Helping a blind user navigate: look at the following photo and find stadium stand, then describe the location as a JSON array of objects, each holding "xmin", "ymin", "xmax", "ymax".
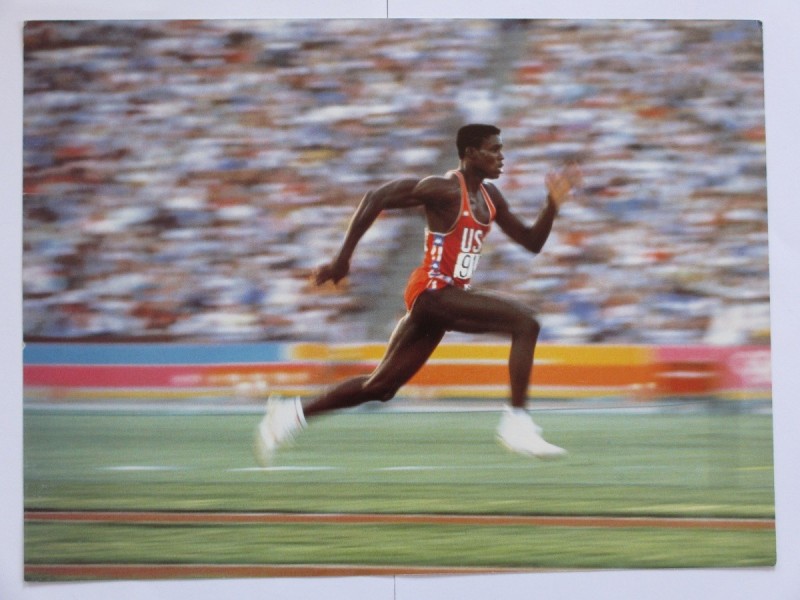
[{"xmin": 22, "ymin": 20, "xmax": 769, "ymax": 345}]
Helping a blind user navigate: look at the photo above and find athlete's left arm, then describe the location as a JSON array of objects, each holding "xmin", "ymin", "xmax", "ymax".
[{"xmin": 491, "ymin": 164, "xmax": 581, "ymax": 254}]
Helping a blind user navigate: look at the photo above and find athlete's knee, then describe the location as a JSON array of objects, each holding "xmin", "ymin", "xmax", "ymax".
[
  {"xmin": 377, "ymin": 388, "xmax": 398, "ymax": 402},
  {"xmin": 364, "ymin": 377, "xmax": 400, "ymax": 403},
  {"xmin": 374, "ymin": 384, "xmax": 400, "ymax": 403},
  {"xmin": 514, "ymin": 307, "xmax": 541, "ymax": 340}
]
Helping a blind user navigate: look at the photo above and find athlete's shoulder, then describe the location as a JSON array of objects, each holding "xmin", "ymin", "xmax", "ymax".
[
  {"xmin": 480, "ymin": 179, "xmax": 501, "ymax": 194},
  {"xmin": 480, "ymin": 181, "xmax": 508, "ymax": 206},
  {"xmin": 413, "ymin": 173, "xmax": 460, "ymax": 200}
]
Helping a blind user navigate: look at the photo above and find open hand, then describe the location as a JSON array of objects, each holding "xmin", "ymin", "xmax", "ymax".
[{"xmin": 545, "ymin": 163, "xmax": 583, "ymax": 209}]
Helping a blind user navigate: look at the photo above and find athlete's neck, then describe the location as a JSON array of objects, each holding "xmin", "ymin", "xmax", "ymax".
[{"xmin": 457, "ymin": 166, "xmax": 486, "ymax": 194}]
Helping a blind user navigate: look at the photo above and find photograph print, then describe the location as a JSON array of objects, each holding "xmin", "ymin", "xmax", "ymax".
[{"xmin": 22, "ymin": 19, "xmax": 774, "ymax": 580}]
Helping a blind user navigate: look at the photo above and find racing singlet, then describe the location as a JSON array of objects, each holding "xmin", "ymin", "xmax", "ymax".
[{"xmin": 403, "ymin": 170, "xmax": 497, "ymax": 310}]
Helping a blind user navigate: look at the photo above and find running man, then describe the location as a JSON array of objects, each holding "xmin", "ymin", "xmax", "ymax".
[{"xmin": 255, "ymin": 124, "xmax": 582, "ymax": 464}]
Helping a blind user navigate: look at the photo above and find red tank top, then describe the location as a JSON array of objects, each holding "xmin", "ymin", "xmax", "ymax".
[{"xmin": 403, "ymin": 170, "xmax": 496, "ymax": 309}]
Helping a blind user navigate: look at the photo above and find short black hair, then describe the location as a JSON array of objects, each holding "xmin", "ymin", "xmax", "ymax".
[{"xmin": 456, "ymin": 124, "xmax": 501, "ymax": 159}]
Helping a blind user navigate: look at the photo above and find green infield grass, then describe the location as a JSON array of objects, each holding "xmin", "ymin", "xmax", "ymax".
[{"xmin": 23, "ymin": 405, "xmax": 776, "ymax": 577}]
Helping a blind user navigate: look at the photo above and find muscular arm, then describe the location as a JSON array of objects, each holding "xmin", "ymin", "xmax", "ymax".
[
  {"xmin": 491, "ymin": 164, "xmax": 582, "ymax": 254},
  {"xmin": 314, "ymin": 177, "xmax": 430, "ymax": 285},
  {"xmin": 492, "ymin": 190, "xmax": 559, "ymax": 254}
]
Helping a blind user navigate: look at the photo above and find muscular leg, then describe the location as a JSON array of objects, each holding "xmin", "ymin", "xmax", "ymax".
[
  {"xmin": 261, "ymin": 286, "xmax": 560, "ymax": 460},
  {"xmin": 303, "ymin": 312, "xmax": 445, "ymax": 419},
  {"xmin": 413, "ymin": 287, "xmax": 541, "ymax": 409}
]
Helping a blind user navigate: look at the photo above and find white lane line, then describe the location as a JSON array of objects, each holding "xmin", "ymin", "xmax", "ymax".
[
  {"xmin": 232, "ymin": 464, "xmax": 532, "ymax": 473},
  {"xmin": 99, "ymin": 464, "xmax": 538, "ymax": 474},
  {"xmin": 102, "ymin": 466, "xmax": 183, "ymax": 472},
  {"xmin": 230, "ymin": 466, "xmax": 340, "ymax": 472},
  {"xmin": 377, "ymin": 466, "xmax": 444, "ymax": 471}
]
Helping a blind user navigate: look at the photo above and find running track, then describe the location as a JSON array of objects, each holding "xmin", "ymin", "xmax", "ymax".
[{"xmin": 25, "ymin": 510, "xmax": 775, "ymax": 579}]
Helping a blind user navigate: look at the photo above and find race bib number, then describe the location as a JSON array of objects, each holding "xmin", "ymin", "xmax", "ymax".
[{"xmin": 454, "ymin": 252, "xmax": 481, "ymax": 280}]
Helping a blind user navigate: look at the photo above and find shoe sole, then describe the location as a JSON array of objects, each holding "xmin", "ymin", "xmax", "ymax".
[{"xmin": 496, "ymin": 435, "xmax": 568, "ymax": 459}]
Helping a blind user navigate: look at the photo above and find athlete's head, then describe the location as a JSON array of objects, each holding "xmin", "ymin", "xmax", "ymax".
[{"xmin": 456, "ymin": 124, "xmax": 501, "ymax": 159}]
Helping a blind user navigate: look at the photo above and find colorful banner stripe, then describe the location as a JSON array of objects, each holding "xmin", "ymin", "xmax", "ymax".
[
  {"xmin": 23, "ymin": 343, "xmax": 287, "ymax": 365},
  {"xmin": 22, "ymin": 343, "xmax": 771, "ymax": 399}
]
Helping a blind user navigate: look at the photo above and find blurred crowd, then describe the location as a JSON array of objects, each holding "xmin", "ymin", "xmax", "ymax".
[{"xmin": 22, "ymin": 19, "xmax": 770, "ymax": 345}]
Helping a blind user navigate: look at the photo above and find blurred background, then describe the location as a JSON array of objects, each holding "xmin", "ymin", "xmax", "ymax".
[{"xmin": 22, "ymin": 19, "xmax": 769, "ymax": 346}]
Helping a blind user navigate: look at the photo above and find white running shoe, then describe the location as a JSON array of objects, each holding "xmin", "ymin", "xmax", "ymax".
[
  {"xmin": 496, "ymin": 407, "xmax": 567, "ymax": 459},
  {"xmin": 254, "ymin": 395, "xmax": 306, "ymax": 466}
]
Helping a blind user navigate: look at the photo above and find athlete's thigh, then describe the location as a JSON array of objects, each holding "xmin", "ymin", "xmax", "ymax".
[
  {"xmin": 414, "ymin": 286, "xmax": 533, "ymax": 335},
  {"xmin": 367, "ymin": 313, "xmax": 445, "ymax": 387}
]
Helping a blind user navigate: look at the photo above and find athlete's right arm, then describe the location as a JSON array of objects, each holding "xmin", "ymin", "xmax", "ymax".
[{"xmin": 313, "ymin": 177, "xmax": 425, "ymax": 286}]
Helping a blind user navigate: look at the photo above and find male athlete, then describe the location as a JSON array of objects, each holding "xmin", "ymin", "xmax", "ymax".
[{"xmin": 255, "ymin": 124, "xmax": 581, "ymax": 464}]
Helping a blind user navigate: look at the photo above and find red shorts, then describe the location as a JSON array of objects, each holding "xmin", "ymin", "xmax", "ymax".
[{"xmin": 403, "ymin": 267, "xmax": 460, "ymax": 311}]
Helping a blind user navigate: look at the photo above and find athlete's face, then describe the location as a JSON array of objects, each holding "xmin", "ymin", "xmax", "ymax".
[{"xmin": 470, "ymin": 134, "xmax": 505, "ymax": 179}]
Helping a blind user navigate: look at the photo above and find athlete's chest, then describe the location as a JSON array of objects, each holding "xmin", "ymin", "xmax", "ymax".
[
  {"xmin": 428, "ymin": 185, "xmax": 492, "ymax": 232},
  {"xmin": 466, "ymin": 190, "xmax": 492, "ymax": 224}
]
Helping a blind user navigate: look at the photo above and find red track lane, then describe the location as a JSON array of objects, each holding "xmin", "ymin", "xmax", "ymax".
[
  {"xmin": 25, "ymin": 510, "xmax": 775, "ymax": 530},
  {"xmin": 24, "ymin": 563, "xmax": 529, "ymax": 579}
]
